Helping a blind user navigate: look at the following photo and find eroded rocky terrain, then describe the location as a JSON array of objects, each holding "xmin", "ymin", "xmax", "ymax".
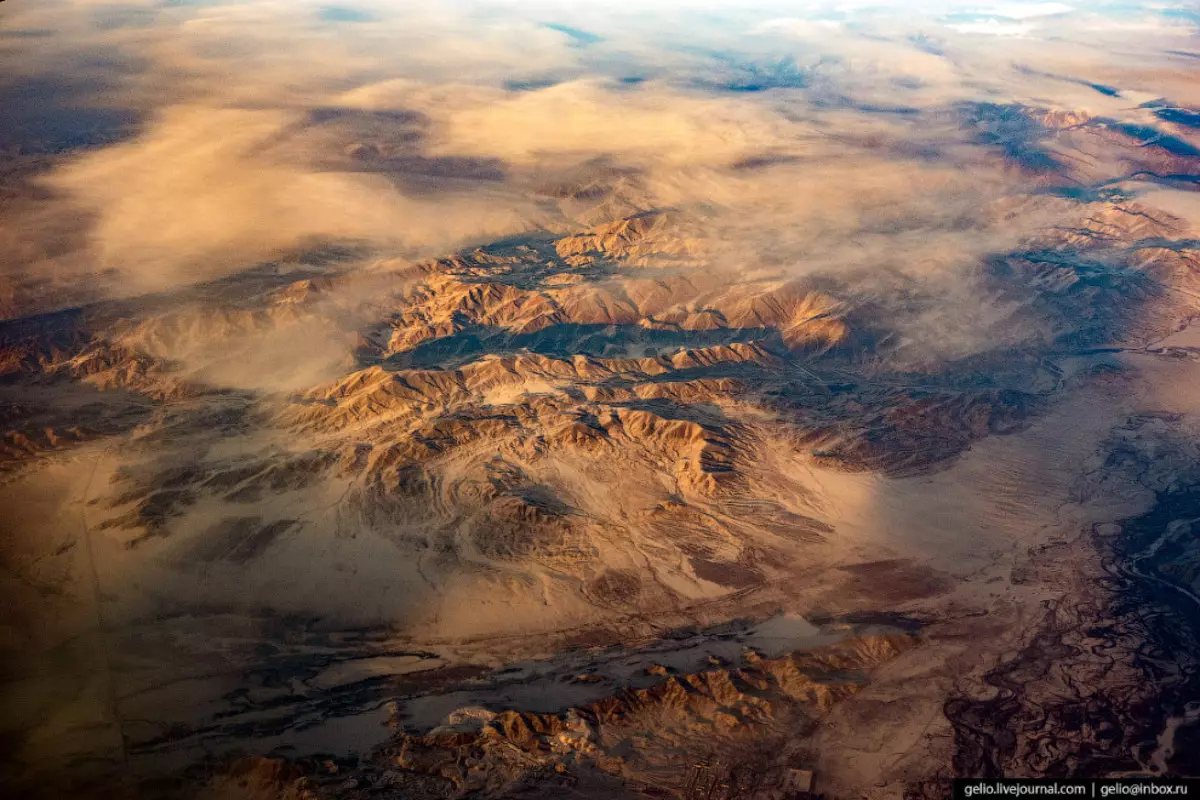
[{"xmin": 2, "ymin": 2, "xmax": 1200, "ymax": 798}]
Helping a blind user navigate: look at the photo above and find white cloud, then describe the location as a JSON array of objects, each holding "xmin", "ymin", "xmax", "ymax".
[
  {"xmin": 945, "ymin": 19, "xmax": 1036, "ymax": 36},
  {"xmin": 979, "ymin": 2, "xmax": 1074, "ymax": 19},
  {"xmin": 751, "ymin": 18, "xmax": 844, "ymax": 36}
]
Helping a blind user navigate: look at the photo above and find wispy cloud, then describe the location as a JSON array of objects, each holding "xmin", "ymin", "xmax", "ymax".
[
  {"xmin": 1, "ymin": 0, "xmax": 1195, "ymax": 333},
  {"xmin": 39, "ymin": 104, "xmax": 537, "ymax": 293}
]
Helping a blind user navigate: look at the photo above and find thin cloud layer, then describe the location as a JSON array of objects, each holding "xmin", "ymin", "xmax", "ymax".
[
  {"xmin": 0, "ymin": 0, "xmax": 1196, "ymax": 329},
  {"xmin": 40, "ymin": 105, "xmax": 537, "ymax": 292}
]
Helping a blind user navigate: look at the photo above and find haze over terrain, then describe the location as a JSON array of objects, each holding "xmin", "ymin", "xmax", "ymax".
[{"xmin": 1, "ymin": 1, "xmax": 1200, "ymax": 798}]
